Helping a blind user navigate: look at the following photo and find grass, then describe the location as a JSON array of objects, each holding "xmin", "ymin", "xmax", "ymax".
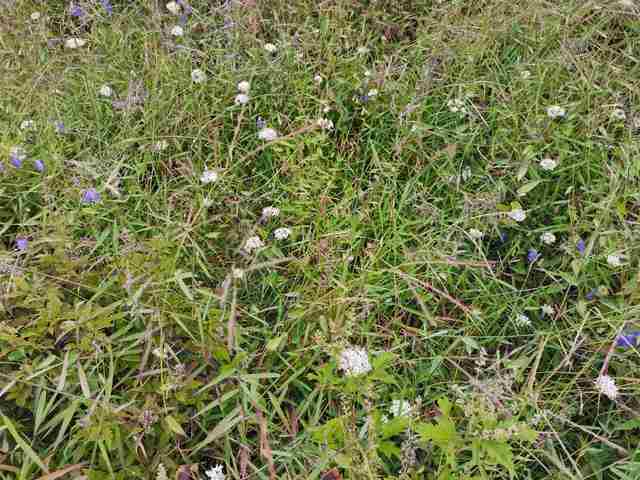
[{"xmin": 1, "ymin": 0, "xmax": 640, "ymax": 478}]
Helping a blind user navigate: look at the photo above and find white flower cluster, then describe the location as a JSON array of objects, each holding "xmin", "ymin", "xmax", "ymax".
[
  {"xmin": 243, "ymin": 236, "xmax": 264, "ymax": 252},
  {"xmin": 205, "ymin": 464, "xmax": 225, "ymax": 480},
  {"xmin": 507, "ymin": 208, "xmax": 526, "ymax": 222},
  {"xmin": 200, "ymin": 169, "xmax": 218, "ymax": 184},
  {"xmin": 540, "ymin": 232, "xmax": 556, "ymax": 245},
  {"xmin": 235, "ymin": 80, "xmax": 250, "ymax": 105},
  {"xmin": 338, "ymin": 346, "xmax": 372, "ymax": 376},
  {"xmin": 595, "ymin": 374, "xmax": 618, "ymax": 400},
  {"xmin": 191, "ymin": 68, "xmax": 207, "ymax": 84},
  {"xmin": 389, "ymin": 399, "xmax": 412, "ymax": 418}
]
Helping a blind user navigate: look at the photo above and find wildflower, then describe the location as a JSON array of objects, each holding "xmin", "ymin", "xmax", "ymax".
[
  {"xmin": 170, "ymin": 25, "xmax": 184, "ymax": 37},
  {"xmin": 546, "ymin": 105, "xmax": 566, "ymax": 119},
  {"xmin": 237, "ymin": 80, "xmax": 250, "ymax": 93},
  {"xmin": 367, "ymin": 89, "xmax": 379, "ymax": 97},
  {"xmin": 261, "ymin": 206, "xmax": 280, "ymax": 218},
  {"xmin": 540, "ymin": 157, "xmax": 557, "ymax": 171},
  {"xmin": 274, "ymin": 227, "xmax": 291, "ymax": 240},
  {"xmin": 157, "ymin": 463, "xmax": 169, "ymax": 480},
  {"xmin": 9, "ymin": 146, "xmax": 26, "ymax": 168},
  {"xmin": 204, "ymin": 465, "xmax": 225, "ymax": 480},
  {"xmin": 264, "ymin": 43, "xmax": 277, "ymax": 53},
  {"xmin": 256, "ymin": 116, "xmax": 266, "ymax": 129},
  {"xmin": 356, "ymin": 46, "xmax": 370, "ymax": 55},
  {"xmin": 98, "ymin": 84, "xmax": 113, "ymax": 97},
  {"xmin": 507, "ymin": 208, "xmax": 526, "ymax": 222},
  {"xmin": 611, "ymin": 108, "xmax": 626, "ymax": 121},
  {"xmin": 243, "ymin": 236, "xmax": 264, "ymax": 252},
  {"xmin": 616, "ymin": 331, "xmax": 640, "ymax": 348},
  {"xmin": 515, "ymin": 314, "xmax": 531, "ymax": 327},
  {"xmin": 200, "ymin": 169, "xmax": 218, "ymax": 184},
  {"xmin": 527, "ymin": 249, "xmax": 541, "ymax": 263},
  {"xmin": 191, "ymin": 69, "xmax": 207, "ymax": 83},
  {"xmin": 468, "ymin": 228, "xmax": 484, "ymax": 240},
  {"xmin": 53, "ymin": 120, "xmax": 66, "ymax": 134},
  {"xmin": 166, "ymin": 1, "xmax": 181, "ymax": 14},
  {"xmin": 232, "ymin": 267, "xmax": 244, "ymax": 279},
  {"xmin": 447, "ymin": 98, "xmax": 467, "ymax": 114},
  {"xmin": 258, "ymin": 127, "xmax": 278, "ymax": 141},
  {"xmin": 585, "ymin": 289, "xmax": 597, "ymax": 301},
  {"xmin": 16, "ymin": 237, "xmax": 28, "ymax": 251},
  {"xmin": 541, "ymin": 304, "xmax": 554, "ymax": 316},
  {"xmin": 540, "ymin": 232, "xmax": 556, "ymax": 245},
  {"xmin": 389, "ymin": 399, "xmax": 412, "ymax": 418},
  {"xmin": 234, "ymin": 93, "xmax": 250, "ymax": 105},
  {"xmin": 64, "ymin": 37, "xmax": 87, "ymax": 49},
  {"xmin": 20, "ymin": 119, "xmax": 35, "ymax": 130},
  {"xmin": 100, "ymin": 0, "xmax": 113, "ymax": 15},
  {"xmin": 81, "ymin": 188, "xmax": 101, "ymax": 204},
  {"xmin": 33, "ymin": 159, "xmax": 45, "ymax": 172},
  {"xmin": 577, "ymin": 238, "xmax": 586, "ymax": 255},
  {"xmin": 314, "ymin": 74, "xmax": 323, "ymax": 84},
  {"xmin": 30, "ymin": 12, "xmax": 41, "ymax": 21},
  {"xmin": 69, "ymin": 3, "xmax": 86, "ymax": 18},
  {"xmin": 595, "ymin": 374, "xmax": 618, "ymax": 400},
  {"xmin": 317, "ymin": 118, "xmax": 334, "ymax": 130},
  {"xmin": 338, "ymin": 346, "xmax": 372, "ymax": 376},
  {"xmin": 607, "ymin": 254, "xmax": 624, "ymax": 267}
]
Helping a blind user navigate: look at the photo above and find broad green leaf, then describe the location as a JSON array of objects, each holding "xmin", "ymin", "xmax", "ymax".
[
  {"xmin": 483, "ymin": 440, "xmax": 515, "ymax": 476},
  {"xmin": 165, "ymin": 415, "xmax": 186, "ymax": 436}
]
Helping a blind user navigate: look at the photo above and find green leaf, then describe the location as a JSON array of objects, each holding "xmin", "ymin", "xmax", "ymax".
[
  {"xmin": 616, "ymin": 418, "xmax": 640, "ymax": 431},
  {"xmin": 378, "ymin": 440, "xmax": 401, "ymax": 459},
  {"xmin": 165, "ymin": 415, "xmax": 186, "ymax": 436},
  {"xmin": 266, "ymin": 334, "xmax": 286, "ymax": 352},
  {"xmin": 483, "ymin": 440, "xmax": 515, "ymax": 476},
  {"xmin": 380, "ymin": 416, "xmax": 410, "ymax": 439},
  {"xmin": 517, "ymin": 180, "xmax": 541, "ymax": 197},
  {"xmin": 1, "ymin": 415, "xmax": 48, "ymax": 473}
]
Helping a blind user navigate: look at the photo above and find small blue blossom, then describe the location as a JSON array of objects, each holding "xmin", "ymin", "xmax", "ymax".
[
  {"xmin": 33, "ymin": 159, "xmax": 45, "ymax": 172},
  {"xmin": 10, "ymin": 147, "xmax": 26, "ymax": 168},
  {"xmin": 527, "ymin": 249, "xmax": 541, "ymax": 263},
  {"xmin": 16, "ymin": 237, "xmax": 28, "ymax": 251},
  {"xmin": 100, "ymin": 0, "xmax": 113, "ymax": 15},
  {"xmin": 53, "ymin": 120, "xmax": 66, "ymax": 134},
  {"xmin": 577, "ymin": 238, "xmax": 586, "ymax": 255},
  {"xmin": 585, "ymin": 289, "xmax": 597, "ymax": 301},
  {"xmin": 81, "ymin": 188, "xmax": 101, "ymax": 204},
  {"xmin": 498, "ymin": 231, "xmax": 508, "ymax": 243},
  {"xmin": 69, "ymin": 3, "xmax": 86, "ymax": 18},
  {"xmin": 616, "ymin": 332, "xmax": 640, "ymax": 348},
  {"xmin": 256, "ymin": 116, "xmax": 266, "ymax": 129}
]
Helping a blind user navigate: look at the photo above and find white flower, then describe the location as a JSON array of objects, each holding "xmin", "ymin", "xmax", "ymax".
[
  {"xmin": 389, "ymin": 399, "xmax": 412, "ymax": 418},
  {"xmin": 546, "ymin": 105, "xmax": 566, "ymax": 119},
  {"xmin": 357, "ymin": 46, "xmax": 370, "ymax": 55},
  {"xmin": 317, "ymin": 118, "xmax": 334, "ymax": 130},
  {"xmin": 232, "ymin": 268, "xmax": 244, "ymax": 279},
  {"xmin": 203, "ymin": 197, "xmax": 214, "ymax": 207},
  {"xmin": 234, "ymin": 93, "xmax": 250, "ymax": 105},
  {"xmin": 10, "ymin": 146, "xmax": 27, "ymax": 162},
  {"xmin": 338, "ymin": 347, "xmax": 372, "ymax": 376},
  {"xmin": 166, "ymin": 1, "xmax": 181, "ymax": 14},
  {"xmin": 611, "ymin": 108, "xmax": 626, "ymax": 121},
  {"xmin": 520, "ymin": 70, "xmax": 531, "ymax": 79},
  {"xmin": 515, "ymin": 314, "xmax": 531, "ymax": 327},
  {"xmin": 540, "ymin": 157, "xmax": 558, "ymax": 171},
  {"xmin": 468, "ymin": 228, "xmax": 484, "ymax": 240},
  {"xmin": 261, "ymin": 206, "xmax": 280, "ymax": 218},
  {"xmin": 237, "ymin": 80, "xmax": 250, "ymax": 93},
  {"xmin": 152, "ymin": 346, "xmax": 167, "ymax": 359},
  {"xmin": 540, "ymin": 232, "xmax": 557, "ymax": 245},
  {"xmin": 447, "ymin": 98, "xmax": 467, "ymax": 114},
  {"xmin": 170, "ymin": 25, "xmax": 184, "ymax": 37},
  {"xmin": 274, "ymin": 227, "xmax": 291, "ymax": 240},
  {"xmin": 541, "ymin": 304, "xmax": 554, "ymax": 316},
  {"xmin": 20, "ymin": 120, "xmax": 35, "ymax": 131},
  {"xmin": 200, "ymin": 169, "xmax": 218, "ymax": 184},
  {"xmin": 244, "ymin": 236, "xmax": 264, "ymax": 252},
  {"xmin": 30, "ymin": 12, "xmax": 41, "ymax": 21},
  {"xmin": 98, "ymin": 84, "xmax": 114, "ymax": 97},
  {"xmin": 191, "ymin": 69, "xmax": 207, "ymax": 83},
  {"xmin": 204, "ymin": 464, "xmax": 225, "ymax": 480},
  {"xmin": 507, "ymin": 208, "xmax": 526, "ymax": 222},
  {"xmin": 595, "ymin": 375, "xmax": 618, "ymax": 400},
  {"xmin": 367, "ymin": 89, "xmax": 379, "ymax": 97},
  {"xmin": 607, "ymin": 254, "xmax": 624, "ymax": 267},
  {"xmin": 314, "ymin": 74, "xmax": 323, "ymax": 84},
  {"xmin": 258, "ymin": 127, "xmax": 278, "ymax": 141},
  {"xmin": 264, "ymin": 43, "xmax": 277, "ymax": 53},
  {"xmin": 65, "ymin": 37, "xmax": 86, "ymax": 49}
]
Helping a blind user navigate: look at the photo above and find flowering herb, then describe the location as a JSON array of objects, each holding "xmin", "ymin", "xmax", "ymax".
[
  {"xmin": 100, "ymin": 0, "xmax": 113, "ymax": 15},
  {"xmin": 33, "ymin": 159, "xmax": 45, "ymax": 172},
  {"xmin": 81, "ymin": 188, "xmax": 101, "ymax": 204},
  {"xmin": 10, "ymin": 147, "xmax": 26, "ymax": 168},
  {"xmin": 616, "ymin": 331, "xmax": 640, "ymax": 348},
  {"xmin": 527, "ymin": 249, "xmax": 540, "ymax": 263},
  {"xmin": 53, "ymin": 120, "xmax": 66, "ymax": 134},
  {"xmin": 16, "ymin": 237, "xmax": 29, "ymax": 251},
  {"xmin": 577, "ymin": 238, "xmax": 586, "ymax": 255},
  {"xmin": 69, "ymin": 3, "xmax": 86, "ymax": 18}
]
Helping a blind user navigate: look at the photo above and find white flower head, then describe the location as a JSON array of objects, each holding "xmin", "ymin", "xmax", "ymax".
[
  {"xmin": 274, "ymin": 227, "xmax": 291, "ymax": 240},
  {"xmin": 261, "ymin": 206, "xmax": 280, "ymax": 218},
  {"xmin": 540, "ymin": 157, "xmax": 558, "ymax": 171},
  {"xmin": 468, "ymin": 228, "xmax": 484, "ymax": 240},
  {"xmin": 234, "ymin": 93, "xmax": 250, "ymax": 105},
  {"xmin": 191, "ymin": 69, "xmax": 207, "ymax": 83},
  {"xmin": 205, "ymin": 464, "xmax": 225, "ymax": 480},
  {"xmin": 30, "ymin": 12, "xmax": 41, "ymax": 21},
  {"xmin": 339, "ymin": 346, "xmax": 372, "ymax": 376},
  {"xmin": 98, "ymin": 84, "xmax": 114, "ymax": 97},
  {"xmin": 541, "ymin": 304, "xmax": 554, "ymax": 316},
  {"xmin": 515, "ymin": 314, "xmax": 531, "ymax": 327},
  {"xmin": 607, "ymin": 254, "xmax": 624, "ymax": 267},
  {"xmin": 540, "ymin": 232, "xmax": 557, "ymax": 245},
  {"xmin": 258, "ymin": 127, "xmax": 278, "ymax": 141},
  {"xmin": 264, "ymin": 43, "xmax": 277, "ymax": 53},
  {"xmin": 65, "ymin": 37, "xmax": 87, "ymax": 49},
  {"xmin": 357, "ymin": 46, "xmax": 370, "ymax": 55},
  {"xmin": 170, "ymin": 25, "xmax": 184, "ymax": 37},
  {"xmin": 507, "ymin": 208, "xmax": 527, "ymax": 222},
  {"xmin": 317, "ymin": 118, "xmax": 334, "ymax": 130},
  {"xmin": 166, "ymin": 1, "xmax": 181, "ymax": 14},
  {"xmin": 367, "ymin": 88, "xmax": 379, "ymax": 98},
  {"xmin": 244, "ymin": 236, "xmax": 264, "ymax": 253},
  {"xmin": 200, "ymin": 169, "xmax": 218, "ymax": 184},
  {"xmin": 447, "ymin": 98, "xmax": 468, "ymax": 114},
  {"xmin": 389, "ymin": 399, "xmax": 412, "ymax": 418},
  {"xmin": 546, "ymin": 105, "xmax": 566, "ymax": 119},
  {"xmin": 237, "ymin": 80, "xmax": 250, "ymax": 93},
  {"xmin": 10, "ymin": 146, "xmax": 27, "ymax": 162},
  {"xmin": 611, "ymin": 108, "xmax": 627, "ymax": 121},
  {"xmin": 314, "ymin": 74, "xmax": 323, "ymax": 84},
  {"xmin": 595, "ymin": 374, "xmax": 618, "ymax": 400},
  {"xmin": 20, "ymin": 119, "xmax": 35, "ymax": 131}
]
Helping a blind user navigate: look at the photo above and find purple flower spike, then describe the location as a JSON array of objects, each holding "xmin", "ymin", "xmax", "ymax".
[
  {"xmin": 34, "ymin": 159, "xmax": 45, "ymax": 172},
  {"xmin": 100, "ymin": 0, "xmax": 113, "ymax": 15},
  {"xmin": 527, "ymin": 249, "xmax": 541, "ymax": 263},
  {"xmin": 577, "ymin": 238, "xmax": 586, "ymax": 255},
  {"xmin": 81, "ymin": 188, "xmax": 101, "ymax": 204},
  {"xmin": 16, "ymin": 237, "xmax": 28, "ymax": 251},
  {"xmin": 616, "ymin": 332, "xmax": 640, "ymax": 348}
]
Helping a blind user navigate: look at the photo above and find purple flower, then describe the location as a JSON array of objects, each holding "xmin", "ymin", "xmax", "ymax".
[
  {"xmin": 33, "ymin": 159, "xmax": 45, "ymax": 172},
  {"xmin": 69, "ymin": 3, "xmax": 86, "ymax": 18},
  {"xmin": 177, "ymin": 0, "xmax": 193, "ymax": 14},
  {"xmin": 256, "ymin": 116, "xmax": 266, "ymax": 129},
  {"xmin": 527, "ymin": 249, "xmax": 541, "ymax": 263},
  {"xmin": 16, "ymin": 237, "xmax": 28, "ymax": 251},
  {"xmin": 499, "ymin": 231, "xmax": 508, "ymax": 243},
  {"xmin": 81, "ymin": 188, "xmax": 101, "ymax": 204},
  {"xmin": 616, "ymin": 332, "xmax": 640, "ymax": 348},
  {"xmin": 577, "ymin": 238, "xmax": 586, "ymax": 255},
  {"xmin": 53, "ymin": 120, "xmax": 66, "ymax": 134},
  {"xmin": 100, "ymin": 0, "xmax": 113, "ymax": 15},
  {"xmin": 10, "ymin": 147, "xmax": 26, "ymax": 168},
  {"xmin": 585, "ymin": 289, "xmax": 597, "ymax": 301}
]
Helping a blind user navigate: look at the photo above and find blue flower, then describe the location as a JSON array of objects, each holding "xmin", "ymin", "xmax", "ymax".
[
  {"xmin": 577, "ymin": 238, "xmax": 586, "ymax": 255},
  {"xmin": 16, "ymin": 237, "xmax": 28, "ymax": 251},
  {"xmin": 616, "ymin": 331, "xmax": 640, "ymax": 348},
  {"xmin": 499, "ymin": 231, "xmax": 508, "ymax": 243},
  {"xmin": 527, "ymin": 249, "xmax": 541, "ymax": 263},
  {"xmin": 100, "ymin": 0, "xmax": 113, "ymax": 15},
  {"xmin": 10, "ymin": 147, "xmax": 26, "ymax": 168},
  {"xmin": 33, "ymin": 159, "xmax": 45, "ymax": 172},
  {"xmin": 69, "ymin": 3, "xmax": 86, "ymax": 18},
  {"xmin": 81, "ymin": 188, "xmax": 101, "ymax": 204},
  {"xmin": 256, "ymin": 116, "xmax": 266, "ymax": 129},
  {"xmin": 585, "ymin": 289, "xmax": 597, "ymax": 301},
  {"xmin": 53, "ymin": 120, "xmax": 66, "ymax": 134}
]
